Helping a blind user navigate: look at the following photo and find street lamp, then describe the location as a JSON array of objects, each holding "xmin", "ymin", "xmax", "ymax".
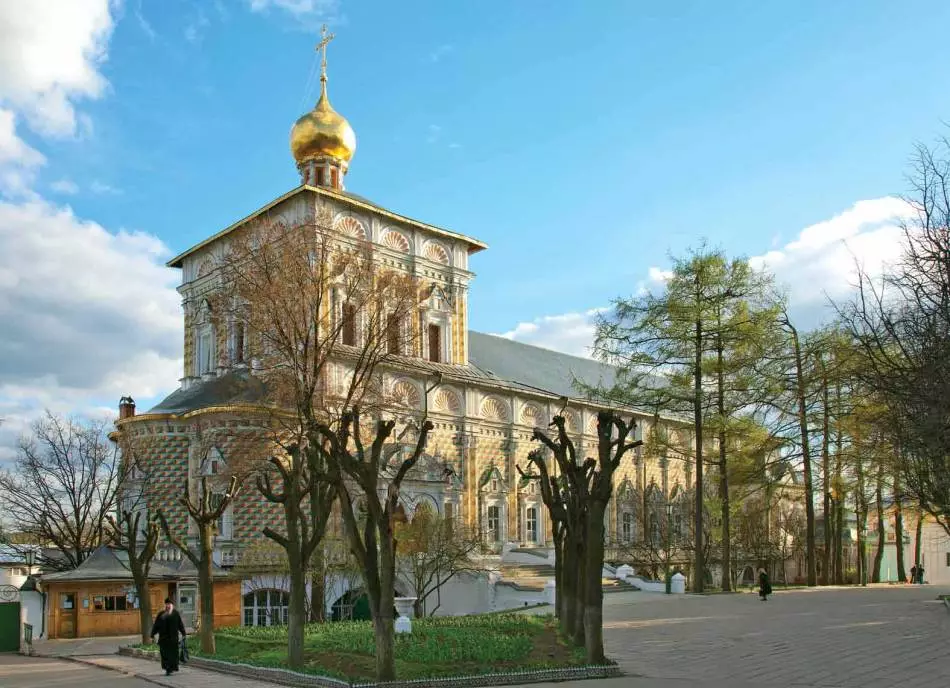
[{"xmin": 25, "ymin": 548, "xmax": 35, "ymax": 571}]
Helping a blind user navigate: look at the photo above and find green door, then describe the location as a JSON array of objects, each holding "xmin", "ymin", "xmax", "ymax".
[{"xmin": 0, "ymin": 603, "xmax": 20, "ymax": 652}]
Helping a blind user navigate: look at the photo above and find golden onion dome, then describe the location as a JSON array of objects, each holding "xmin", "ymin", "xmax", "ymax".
[{"xmin": 290, "ymin": 80, "xmax": 356, "ymax": 165}]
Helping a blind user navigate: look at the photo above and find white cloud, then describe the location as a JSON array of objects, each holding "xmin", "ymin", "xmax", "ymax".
[
  {"xmin": 501, "ymin": 197, "xmax": 911, "ymax": 356},
  {"xmin": 184, "ymin": 12, "xmax": 211, "ymax": 44},
  {"xmin": 499, "ymin": 309, "xmax": 606, "ymax": 358},
  {"xmin": 50, "ymin": 179, "xmax": 79, "ymax": 195},
  {"xmin": 247, "ymin": 0, "xmax": 339, "ymax": 23},
  {"xmin": 134, "ymin": 5, "xmax": 158, "ymax": 42},
  {"xmin": 0, "ymin": 199, "xmax": 182, "ymax": 459},
  {"xmin": 749, "ymin": 196, "xmax": 912, "ymax": 309},
  {"xmin": 90, "ymin": 179, "xmax": 120, "ymax": 195},
  {"xmin": 0, "ymin": 1, "xmax": 182, "ymax": 463},
  {"xmin": 0, "ymin": 108, "xmax": 45, "ymax": 196},
  {"xmin": 0, "ymin": 0, "xmax": 115, "ymax": 137}
]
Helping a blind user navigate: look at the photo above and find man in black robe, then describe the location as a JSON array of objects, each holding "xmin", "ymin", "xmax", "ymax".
[{"xmin": 151, "ymin": 597, "xmax": 187, "ymax": 675}]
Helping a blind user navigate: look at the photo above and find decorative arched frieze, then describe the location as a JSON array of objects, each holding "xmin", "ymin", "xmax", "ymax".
[
  {"xmin": 196, "ymin": 258, "xmax": 214, "ymax": 279},
  {"xmin": 586, "ymin": 414, "xmax": 599, "ymax": 436},
  {"xmin": 381, "ymin": 228, "xmax": 410, "ymax": 253},
  {"xmin": 390, "ymin": 378, "xmax": 422, "ymax": 410},
  {"xmin": 432, "ymin": 388, "xmax": 462, "ymax": 415},
  {"xmin": 562, "ymin": 409, "xmax": 580, "ymax": 432},
  {"xmin": 519, "ymin": 402, "xmax": 543, "ymax": 427},
  {"xmin": 422, "ymin": 241, "xmax": 450, "ymax": 265},
  {"xmin": 480, "ymin": 396, "xmax": 510, "ymax": 423},
  {"xmin": 334, "ymin": 215, "xmax": 367, "ymax": 240}
]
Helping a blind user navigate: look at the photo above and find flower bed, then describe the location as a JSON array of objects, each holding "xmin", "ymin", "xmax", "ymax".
[{"xmin": 130, "ymin": 614, "xmax": 612, "ymax": 684}]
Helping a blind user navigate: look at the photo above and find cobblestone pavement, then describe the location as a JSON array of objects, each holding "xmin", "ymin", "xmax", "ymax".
[
  {"xmin": 0, "ymin": 654, "xmax": 156, "ymax": 688},
  {"xmin": 3, "ymin": 586, "xmax": 947, "ymax": 688},
  {"xmin": 597, "ymin": 584, "xmax": 950, "ymax": 687}
]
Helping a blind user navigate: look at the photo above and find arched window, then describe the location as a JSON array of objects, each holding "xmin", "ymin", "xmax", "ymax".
[
  {"xmin": 242, "ymin": 589, "xmax": 289, "ymax": 627},
  {"xmin": 622, "ymin": 512, "xmax": 635, "ymax": 543},
  {"xmin": 526, "ymin": 507, "xmax": 539, "ymax": 543}
]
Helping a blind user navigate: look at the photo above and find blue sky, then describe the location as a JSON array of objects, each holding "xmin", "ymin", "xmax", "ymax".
[{"xmin": 2, "ymin": 0, "xmax": 950, "ymax": 455}]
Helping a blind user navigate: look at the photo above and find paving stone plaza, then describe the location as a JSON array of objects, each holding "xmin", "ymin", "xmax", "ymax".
[{"xmin": 2, "ymin": 585, "xmax": 947, "ymax": 688}]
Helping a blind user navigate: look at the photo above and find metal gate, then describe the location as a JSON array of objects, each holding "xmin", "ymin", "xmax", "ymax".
[{"xmin": 0, "ymin": 585, "xmax": 21, "ymax": 653}]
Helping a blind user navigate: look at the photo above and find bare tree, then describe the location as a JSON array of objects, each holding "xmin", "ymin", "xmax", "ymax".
[
  {"xmin": 528, "ymin": 411, "xmax": 640, "ymax": 664},
  {"xmin": 105, "ymin": 509, "xmax": 160, "ymax": 644},
  {"xmin": 0, "ymin": 413, "xmax": 122, "ymax": 570},
  {"xmin": 839, "ymin": 135, "xmax": 950, "ymax": 536},
  {"xmin": 216, "ymin": 207, "xmax": 425, "ymax": 670},
  {"xmin": 158, "ymin": 474, "xmax": 238, "ymax": 654},
  {"xmin": 395, "ymin": 502, "xmax": 482, "ymax": 617},
  {"xmin": 321, "ymin": 407, "xmax": 433, "ymax": 682}
]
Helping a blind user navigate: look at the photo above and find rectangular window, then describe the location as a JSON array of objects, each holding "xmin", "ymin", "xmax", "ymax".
[
  {"xmin": 198, "ymin": 329, "xmax": 214, "ymax": 374},
  {"xmin": 341, "ymin": 303, "xmax": 356, "ymax": 346},
  {"xmin": 427, "ymin": 323, "xmax": 441, "ymax": 363},
  {"xmin": 526, "ymin": 507, "xmax": 538, "ymax": 543},
  {"xmin": 210, "ymin": 493, "xmax": 232, "ymax": 540},
  {"xmin": 233, "ymin": 321, "xmax": 245, "ymax": 364},
  {"xmin": 622, "ymin": 513, "xmax": 633, "ymax": 543},
  {"xmin": 93, "ymin": 595, "xmax": 128, "ymax": 612},
  {"xmin": 487, "ymin": 505, "xmax": 501, "ymax": 542},
  {"xmin": 386, "ymin": 314, "xmax": 401, "ymax": 355}
]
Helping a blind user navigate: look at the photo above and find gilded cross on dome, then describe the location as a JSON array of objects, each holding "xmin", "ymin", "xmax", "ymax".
[{"xmin": 315, "ymin": 24, "xmax": 335, "ymax": 80}]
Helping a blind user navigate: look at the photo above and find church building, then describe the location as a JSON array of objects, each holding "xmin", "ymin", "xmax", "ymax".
[{"xmin": 113, "ymin": 29, "xmax": 695, "ymax": 624}]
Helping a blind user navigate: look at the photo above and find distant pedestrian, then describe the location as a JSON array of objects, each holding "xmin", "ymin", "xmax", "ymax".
[
  {"xmin": 910, "ymin": 565, "xmax": 918, "ymax": 584},
  {"xmin": 151, "ymin": 597, "xmax": 187, "ymax": 676},
  {"xmin": 758, "ymin": 568, "xmax": 772, "ymax": 601},
  {"xmin": 917, "ymin": 565, "xmax": 925, "ymax": 584}
]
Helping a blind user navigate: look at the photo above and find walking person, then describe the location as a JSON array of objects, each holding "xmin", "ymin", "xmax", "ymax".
[
  {"xmin": 917, "ymin": 565, "xmax": 925, "ymax": 584},
  {"xmin": 758, "ymin": 567, "xmax": 772, "ymax": 601},
  {"xmin": 910, "ymin": 565, "xmax": 918, "ymax": 585},
  {"xmin": 151, "ymin": 597, "xmax": 187, "ymax": 676}
]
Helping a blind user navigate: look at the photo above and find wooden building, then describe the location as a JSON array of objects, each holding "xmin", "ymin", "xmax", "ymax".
[{"xmin": 41, "ymin": 547, "xmax": 240, "ymax": 639}]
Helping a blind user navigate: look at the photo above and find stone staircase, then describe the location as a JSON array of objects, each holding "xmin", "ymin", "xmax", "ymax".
[{"xmin": 497, "ymin": 563, "xmax": 640, "ymax": 593}]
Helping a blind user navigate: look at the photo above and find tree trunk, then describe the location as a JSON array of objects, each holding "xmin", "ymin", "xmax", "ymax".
[
  {"xmin": 572, "ymin": 520, "xmax": 587, "ymax": 648},
  {"xmin": 287, "ymin": 556, "xmax": 307, "ymax": 668},
  {"xmin": 832, "ymin": 381, "xmax": 845, "ymax": 585},
  {"xmin": 374, "ymin": 535, "xmax": 397, "ymax": 682},
  {"xmin": 413, "ymin": 595, "xmax": 424, "ymax": 619},
  {"xmin": 309, "ymin": 561, "xmax": 325, "ymax": 623},
  {"xmin": 198, "ymin": 523, "xmax": 216, "ymax": 654},
  {"xmin": 561, "ymin": 530, "xmax": 578, "ymax": 638},
  {"xmin": 583, "ymin": 503, "xmax": 607, "ymax": 664},
  {"xmin": 855, "ymin": 443, "xmax": 867, "ymax": 586},
  {"xmin": 693, "ymin": 316, "xmax": 705, "ymax": 593},
  {"xmin": 717, "ymin": 343, "xmax": 731, "ymax": 592},
  {"xmin": 133, "ymin": 570, "xmax": 152, "ymax": 645},
  {"xmin": 791, "ymin": 327, "xmax": 817, "ymax": 586},
  {"xmin": 373, "ymin": 615, "xmax": 396, "ymax": 682},
  {"xmin": 914, "ymin": 511, "xmax": 923, "ymax": 570},
  {"xmin": 872, "ymin": 465, "xmax": 885, "ymax": 583},
  {"xmin": 553, "ymin": 532, "xmax": 565, "ymax": 620},
  {"xmin": 820, "ymin": 361, "xmax": 831, "ymax": 585},
  {"xmin": 894, "ymin": 473, "xmax": 906, "ymax": 582}
]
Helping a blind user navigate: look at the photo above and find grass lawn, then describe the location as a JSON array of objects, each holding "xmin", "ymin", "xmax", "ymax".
[{"xmin": 138, "ymin": 614, "xmax": 591, "ymax": 681}]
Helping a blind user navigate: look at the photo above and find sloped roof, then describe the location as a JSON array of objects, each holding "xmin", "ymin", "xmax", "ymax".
[
  {"xmin": 41, "ymin": 546, "xmax": 229, "ymax": 583},
  {"xmin": 145, "ymin": 332, "xmax": 641, "ymax": 416},
  {"xmin": 167, "ymin": 185, "xmax": 487, "ymax": 269},
  {"xmin": 148, "ymin": 370, "xmax": 267, "ymax": 414},
  {"xmin": 467, "ymin": 331, "xmax": 617, "ymax": 400}
]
